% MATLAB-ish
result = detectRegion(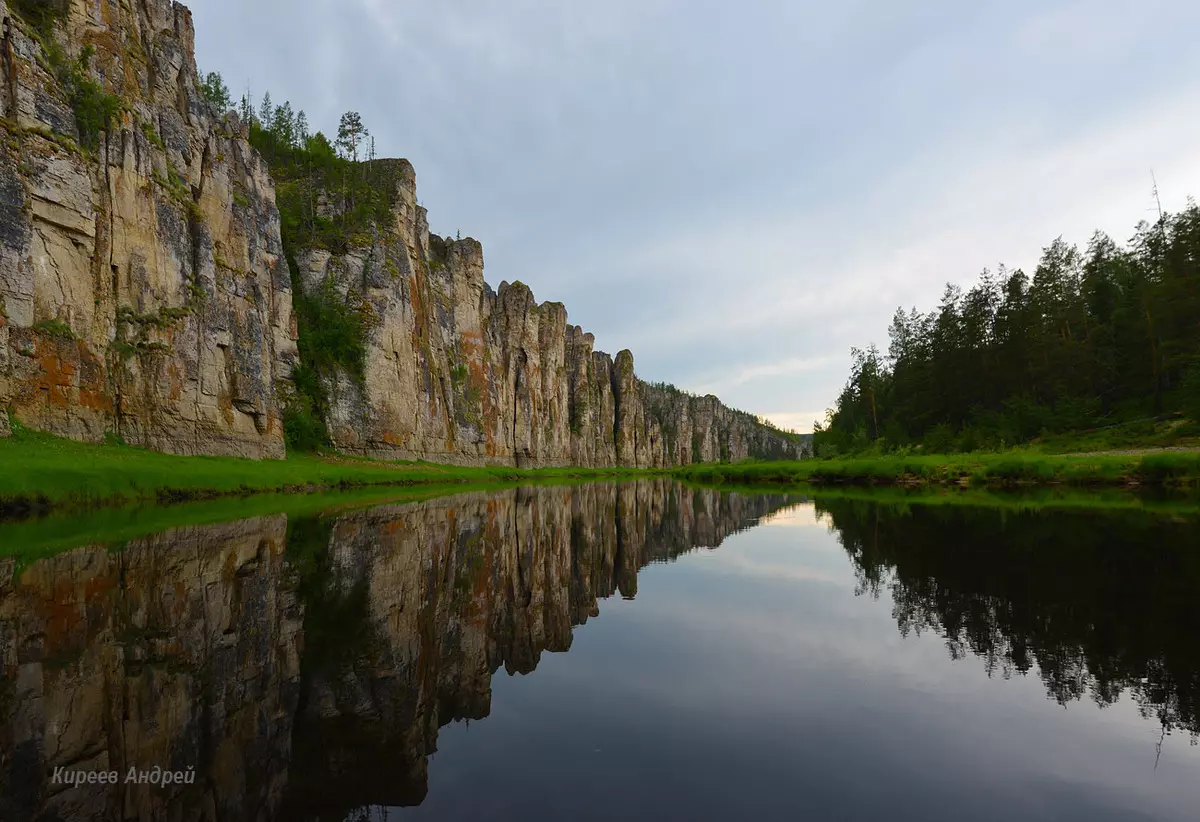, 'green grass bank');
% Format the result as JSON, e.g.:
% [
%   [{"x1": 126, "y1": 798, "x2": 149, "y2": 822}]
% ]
[
  {"x1": 6, "y1": 424, "x2": 1200, "y2": 523},
  {"x1": 0, "y1": 425, "x2": 660, "y2": 517},
  {"x1": 671, "y1": 451, "x2": 1200, "y2": 489}
]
